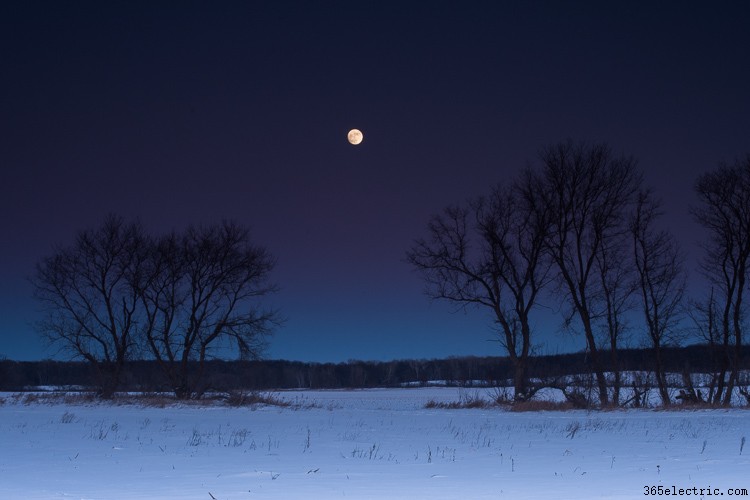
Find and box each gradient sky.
[2,1,749,362]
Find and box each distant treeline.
[2,344,749,393]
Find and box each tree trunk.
[582,315,609,406]
[512,358,529,402]
[609,341,621,406]
[653,344,670,406]
[93,359,123,399]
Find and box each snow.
[1,388,748,499]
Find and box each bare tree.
[686,290,721,402]
[692,155,750,405]
[631,190,686,406]
[32,215,147,398]
[140,221,279,399]
[595,233,636,406]
[534,141,641,406]
[407,182,551,401]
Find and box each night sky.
[2,1,749,362]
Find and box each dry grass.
[424,397,582,411]
[510,400,577,412]
[425,399,494,409]
[3,390,311,409]
[10,392,98,406]
[223,390,293,408]
[9,389,748,412]
[425,391,496,409]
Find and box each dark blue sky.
[1,1,749,362]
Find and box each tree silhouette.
[534,141,641,406]
[140,221,280,399]
[632,190,686,406]
[32,215,148,398]
[692,155,750,405]
[408,181,551,401]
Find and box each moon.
[347,129,363,145]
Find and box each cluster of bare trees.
[409,140,749,407]
[29,142,750,406]
[690,160,750,405]
[32,216,279,399]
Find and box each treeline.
[2,344,748,393]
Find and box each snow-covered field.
[1,388,749,499]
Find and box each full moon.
[347,129,363,145]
